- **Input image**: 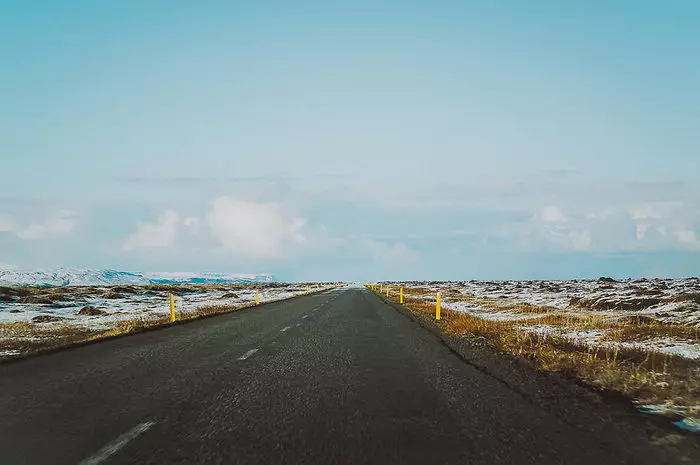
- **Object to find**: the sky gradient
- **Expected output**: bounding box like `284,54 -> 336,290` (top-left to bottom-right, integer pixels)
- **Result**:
1,1 -> 698,281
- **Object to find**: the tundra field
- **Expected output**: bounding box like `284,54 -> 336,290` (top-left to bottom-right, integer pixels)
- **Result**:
378,277 -> 700,431
2,277 -> 699,433
0,283 -> 333,361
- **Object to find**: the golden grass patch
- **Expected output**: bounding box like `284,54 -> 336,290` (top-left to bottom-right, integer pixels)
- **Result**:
385,286 -> 700,419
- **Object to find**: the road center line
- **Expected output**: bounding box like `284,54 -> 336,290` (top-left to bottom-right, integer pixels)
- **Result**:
280,326 -> 292,332
301,315 -> 309,319
78,421 -> 155,465
238,348 -> 259,360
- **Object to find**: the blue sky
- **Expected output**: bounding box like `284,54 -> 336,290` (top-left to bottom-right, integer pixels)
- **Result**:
1,1 -> 698,281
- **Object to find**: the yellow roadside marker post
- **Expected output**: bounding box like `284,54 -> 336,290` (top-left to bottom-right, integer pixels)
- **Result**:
436,292 -> 441,320
256,290 -> 260,305
400,287 -> 404,304
385,287 -> 389,297
169,294 -> 176,322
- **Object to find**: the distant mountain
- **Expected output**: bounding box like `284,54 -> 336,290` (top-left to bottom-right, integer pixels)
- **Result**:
0,268 -> 274,286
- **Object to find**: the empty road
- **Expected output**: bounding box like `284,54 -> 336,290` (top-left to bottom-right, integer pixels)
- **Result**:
0,287 -> 685,464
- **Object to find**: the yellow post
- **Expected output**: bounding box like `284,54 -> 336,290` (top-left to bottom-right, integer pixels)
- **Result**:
400,287 -> 404,304
256,290 -> 260,305
436,292 -> 441,320
385,287 -> 389,297
169,294 -> 176,322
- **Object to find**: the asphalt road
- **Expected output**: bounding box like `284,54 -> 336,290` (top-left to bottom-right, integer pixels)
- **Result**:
0,287 -> 683,464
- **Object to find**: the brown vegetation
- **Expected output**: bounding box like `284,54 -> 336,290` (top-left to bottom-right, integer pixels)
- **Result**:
384,287 -> 700,421
0,284 -> 334,361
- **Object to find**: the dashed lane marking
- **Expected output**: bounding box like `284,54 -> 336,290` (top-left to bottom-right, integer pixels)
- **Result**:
238,348 -> 259,360
78,421 -> 155,465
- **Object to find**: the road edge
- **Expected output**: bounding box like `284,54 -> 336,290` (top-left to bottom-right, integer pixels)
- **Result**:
0,287 -> 337,365
368,289 -> 700,464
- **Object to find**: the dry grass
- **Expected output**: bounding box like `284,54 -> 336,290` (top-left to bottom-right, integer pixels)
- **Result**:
180,304 -> 244,319
384,287 -> 700,419
603,318 -> 700,344
0,286 -> 332,360
0,303 -> 253,357
0,305 -> 252,357
0,321 -> 100,354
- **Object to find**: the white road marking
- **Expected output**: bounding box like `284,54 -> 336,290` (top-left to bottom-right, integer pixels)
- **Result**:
280,326 -> 292,332
78,421 -> 155,465
238,348 -> 259,360
301,315 -> 309,319
295,323 -> 302,327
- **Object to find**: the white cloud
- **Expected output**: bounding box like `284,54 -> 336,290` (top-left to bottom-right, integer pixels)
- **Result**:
183,216 -> 201,232
635,222 -> 649,241
629,202 -> 682,220
207,197 -> 307,259
0,214 -> 14,232
123,210 -> 179,251
515,196 -> 700,253
586,208 -> 616,220
362,239 -> 419,263
537,206 -> 567,223
16,211 -> 77,240
676,230 -> 695,243
569,230 -> 592,250
675,229 -> 700,249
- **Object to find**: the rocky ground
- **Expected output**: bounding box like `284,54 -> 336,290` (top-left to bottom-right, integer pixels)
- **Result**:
0,283 -> 333,360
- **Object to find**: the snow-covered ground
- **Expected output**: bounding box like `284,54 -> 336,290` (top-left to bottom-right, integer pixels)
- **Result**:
401,278 -> 700,321
516,323 -> 700,359
385,279 -> 700,430
392,278 -> 700,359
0,283 -> 333,360
0,286 -> 324,326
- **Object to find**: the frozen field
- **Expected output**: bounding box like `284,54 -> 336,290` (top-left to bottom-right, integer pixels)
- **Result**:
395,278 -> 700,359
0,283 -> 331,360
383,278 -> 700,431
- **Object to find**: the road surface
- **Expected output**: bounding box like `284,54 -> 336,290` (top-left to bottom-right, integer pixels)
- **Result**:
0,287 -> 683,464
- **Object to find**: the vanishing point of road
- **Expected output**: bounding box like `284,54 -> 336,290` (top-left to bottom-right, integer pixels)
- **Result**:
0,287 -> 684,464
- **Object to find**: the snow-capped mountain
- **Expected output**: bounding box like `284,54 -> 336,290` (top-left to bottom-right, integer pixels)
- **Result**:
0,268 -> 274,286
